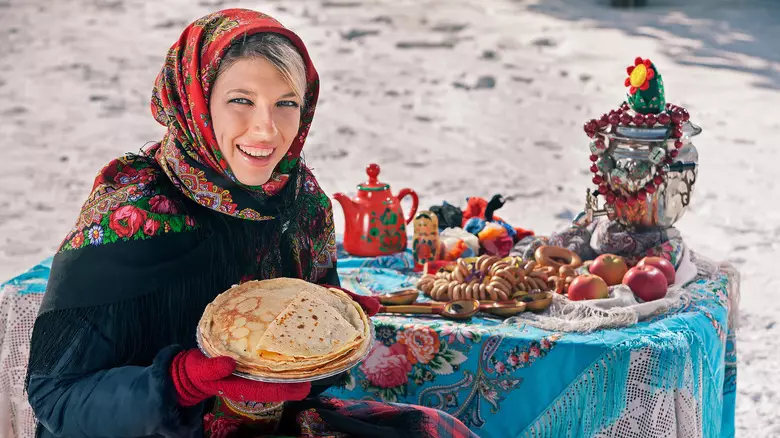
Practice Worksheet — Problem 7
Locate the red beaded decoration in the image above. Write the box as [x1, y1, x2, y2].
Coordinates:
[583, 102, 691, 209]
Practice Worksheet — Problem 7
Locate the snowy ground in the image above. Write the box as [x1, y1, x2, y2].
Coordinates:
[1, 0, 778, 435]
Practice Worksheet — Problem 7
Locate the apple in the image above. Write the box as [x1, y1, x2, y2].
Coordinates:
[567, 274, 609, 301]
[637, 256, 676, 285]
[622, 266, 668, 302]
[589, 254, 629, 286]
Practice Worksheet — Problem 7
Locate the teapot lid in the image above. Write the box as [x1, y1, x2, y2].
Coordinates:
[357, 163, 390, 191]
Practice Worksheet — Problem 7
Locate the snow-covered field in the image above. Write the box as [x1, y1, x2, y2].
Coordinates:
[1, 0, 777, 435]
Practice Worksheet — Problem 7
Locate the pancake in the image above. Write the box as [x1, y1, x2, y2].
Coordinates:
[198, 278, 372, 379]
[256, 290, 360, 358]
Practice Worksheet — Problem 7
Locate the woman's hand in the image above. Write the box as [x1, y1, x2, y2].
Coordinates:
[170, 349, 311, 406]
[325, 285, 381, 317]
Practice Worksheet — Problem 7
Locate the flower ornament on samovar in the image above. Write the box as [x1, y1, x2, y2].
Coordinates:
[576, 57, 701, 229]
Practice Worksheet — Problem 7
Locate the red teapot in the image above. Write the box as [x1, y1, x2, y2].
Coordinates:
[333, 163, 419, 257]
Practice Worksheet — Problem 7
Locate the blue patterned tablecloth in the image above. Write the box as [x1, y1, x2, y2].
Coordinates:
[0, 245, 737, 438]
[332, 245, 738, 438]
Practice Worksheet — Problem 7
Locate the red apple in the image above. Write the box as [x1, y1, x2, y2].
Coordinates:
[589, 254, 629, 286]
[637, 256, 676, 285]
[622, 266, 668, 302]
[567, 274, 610, 301]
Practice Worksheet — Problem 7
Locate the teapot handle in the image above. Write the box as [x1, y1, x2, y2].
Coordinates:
[396, 189, 419, 225]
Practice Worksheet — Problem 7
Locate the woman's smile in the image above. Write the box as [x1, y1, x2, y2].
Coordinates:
[209, 57, 302, 187]
[235, 143, 277, 166]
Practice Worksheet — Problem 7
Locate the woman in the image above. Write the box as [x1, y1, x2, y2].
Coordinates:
[26, 9, 476, 438]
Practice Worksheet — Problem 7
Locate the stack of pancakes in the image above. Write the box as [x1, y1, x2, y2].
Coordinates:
[198, 278, 372, 380]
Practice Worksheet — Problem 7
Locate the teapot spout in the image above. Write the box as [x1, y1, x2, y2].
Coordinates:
[333, 192, 356, 221]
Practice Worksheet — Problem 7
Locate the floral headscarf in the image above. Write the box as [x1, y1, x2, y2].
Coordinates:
[57, 8, 336, 281]
[151, 8, 320, 220]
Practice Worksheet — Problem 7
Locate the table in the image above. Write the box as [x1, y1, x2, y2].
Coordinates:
[0, 245, 737, 438]
[330, 246, 738, 438]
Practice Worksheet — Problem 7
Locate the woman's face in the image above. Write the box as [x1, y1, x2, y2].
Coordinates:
[209, 57, 302, 187]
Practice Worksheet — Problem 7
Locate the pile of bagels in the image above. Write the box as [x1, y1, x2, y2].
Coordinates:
[417, 246, 583, 302]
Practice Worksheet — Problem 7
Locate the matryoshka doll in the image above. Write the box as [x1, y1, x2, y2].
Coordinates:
[412, 211, 440, 267]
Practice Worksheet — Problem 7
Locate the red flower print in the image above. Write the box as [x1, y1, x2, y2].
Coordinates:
[203, 413, 216, 430]
[185, 216, 196, 227]
[359, 343, 412, 389]
[398, 326, 441, 365]
[126, 185, 143, 201]
[115, 166, 155, 185]
[109, 205, 147, 238]
[208, 416, 241, 438]
[495, 361, 506, 374]
[149, 195, 179, 214]
[262, 174, 289, 195]
[70, 233, 85, 249]
[143, 218, 160, 236]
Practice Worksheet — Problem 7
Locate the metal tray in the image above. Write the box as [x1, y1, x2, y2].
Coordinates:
[197, 319, 375, 384]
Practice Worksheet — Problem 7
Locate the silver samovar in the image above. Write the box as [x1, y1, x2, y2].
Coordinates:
[575, 57, 701, 230]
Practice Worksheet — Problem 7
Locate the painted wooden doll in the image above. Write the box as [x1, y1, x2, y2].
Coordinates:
[412, 211, 440, 267]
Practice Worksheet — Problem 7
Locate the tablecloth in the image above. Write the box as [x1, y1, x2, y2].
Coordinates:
[0, 244, 738, 438]
[331, 246, 738, 438]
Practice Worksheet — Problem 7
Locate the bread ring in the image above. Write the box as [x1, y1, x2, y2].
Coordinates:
[467, 282, 478, 299]
[419, 280, 434, 294]
[551, 276, 566, 294]
[481, 256, 500, 272]
[495, 275, 512, 290]
[431, 283, 445, 300]
[530, 277, 547, 290]
[486, 285, 499, 301]
[453, 284, 463, 301]
[453, 267, 465, 283]
[490, 261, 510, 274]
[535, 246, 582, 269]
[559, 265, 577, 278]
[474, 282, 483, 299]
[494, 270, 516, 286]
[457, 259, 469, 275]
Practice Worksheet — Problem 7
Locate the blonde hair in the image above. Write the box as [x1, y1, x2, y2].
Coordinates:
[219, 32, 307, 108]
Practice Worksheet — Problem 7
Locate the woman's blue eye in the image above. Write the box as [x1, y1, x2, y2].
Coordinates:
[229, 98, 253, 105]
[277, 100, 300, 108]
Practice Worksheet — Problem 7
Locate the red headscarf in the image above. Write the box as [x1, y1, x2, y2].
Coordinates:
[151, 8, 320, 220]
[58, 9, 336, 281]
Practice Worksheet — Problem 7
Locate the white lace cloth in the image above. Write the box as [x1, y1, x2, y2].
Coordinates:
[0, 285, 42, 438]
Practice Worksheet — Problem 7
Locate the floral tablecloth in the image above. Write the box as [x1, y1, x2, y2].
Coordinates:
[331, 245, 738, 438]
[0, 243, 737, 438]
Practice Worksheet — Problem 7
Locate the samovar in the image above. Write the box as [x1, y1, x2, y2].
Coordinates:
[575, 57, 701, 230]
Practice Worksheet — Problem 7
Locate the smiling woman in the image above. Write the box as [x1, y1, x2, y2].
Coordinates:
[23, 8, 476, 438]
[210, 33, 307, 186]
